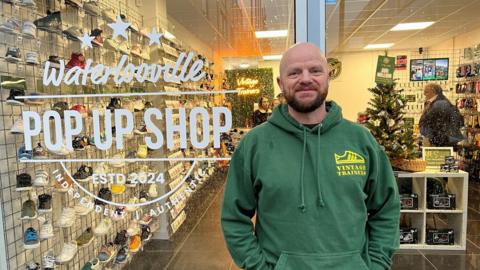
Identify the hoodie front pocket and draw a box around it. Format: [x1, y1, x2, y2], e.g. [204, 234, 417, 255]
[273, 250, 368, 270]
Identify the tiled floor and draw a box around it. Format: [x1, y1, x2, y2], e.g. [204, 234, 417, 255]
[129, 180, 480, 270]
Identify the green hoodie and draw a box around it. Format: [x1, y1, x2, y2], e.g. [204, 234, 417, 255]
[221, 101, 400, 270]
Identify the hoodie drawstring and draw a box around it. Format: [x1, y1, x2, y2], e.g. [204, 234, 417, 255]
[298, 128, 307, 212]
[316, 124, 325, 207]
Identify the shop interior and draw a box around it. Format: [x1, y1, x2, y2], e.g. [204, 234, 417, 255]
[0, 0, 479, 269]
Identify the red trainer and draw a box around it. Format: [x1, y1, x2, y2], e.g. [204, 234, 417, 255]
[66, 52, 86, 69]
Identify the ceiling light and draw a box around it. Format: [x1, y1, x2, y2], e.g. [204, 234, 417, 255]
[262, 55, 282, 60]
[164, 31, 175, 39]
[255, 30, 288, 38]
[364, 43, 394, 49]
[239, 64, 250, 68]
[390, 22, 434, 31]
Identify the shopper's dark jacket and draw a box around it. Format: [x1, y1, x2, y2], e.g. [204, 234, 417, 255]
[253, 109, 270, 127]
[221, 102, 400, 270]
[419, 95, 464, 146]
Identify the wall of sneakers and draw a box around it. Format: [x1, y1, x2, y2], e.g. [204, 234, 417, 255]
[396, 48, 480, 183]
[0, 0, 221, 269]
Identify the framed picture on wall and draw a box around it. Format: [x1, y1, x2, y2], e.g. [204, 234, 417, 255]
[422, 147, 454, 170]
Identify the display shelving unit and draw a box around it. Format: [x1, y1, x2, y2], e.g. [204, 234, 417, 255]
[397, 170, 468, 250]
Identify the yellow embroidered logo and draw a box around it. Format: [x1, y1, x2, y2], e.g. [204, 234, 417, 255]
[335, 151, 367, 176]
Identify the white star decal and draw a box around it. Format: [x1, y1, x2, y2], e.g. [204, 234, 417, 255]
[147, 27, 163, 46]
[108, 16, 131, 40]
[78, 33, 95, 49]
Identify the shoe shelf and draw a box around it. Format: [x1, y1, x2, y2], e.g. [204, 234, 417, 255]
[396, 170, 468, 250]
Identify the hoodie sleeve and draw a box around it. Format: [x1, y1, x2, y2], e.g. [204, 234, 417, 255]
[221, 139, 273, 270]
[366, 145, 400, 270]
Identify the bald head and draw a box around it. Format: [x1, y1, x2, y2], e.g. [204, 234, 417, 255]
[279, 42, 328, 76]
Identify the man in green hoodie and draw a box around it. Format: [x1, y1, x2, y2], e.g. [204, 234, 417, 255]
[221, 42, 400, 270]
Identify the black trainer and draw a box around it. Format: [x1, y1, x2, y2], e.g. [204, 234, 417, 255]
[139, 191, 148, 201]
[73, 165, 93, 182]
[144, 101, 153, 109]
[95, 188, 112, 205]
[34, 11, 62, 33]
[107, 98, 121, 112]
[38, 194, 52, 212]
[6, 88, 25, 105]
[114, 230, 128, 246]
[72, 136, 89, 151]
[140, 225, 151, 241]
[16, 173, 32, 191]
[52, 101, 69, 118]
[5, 47, 21, 62]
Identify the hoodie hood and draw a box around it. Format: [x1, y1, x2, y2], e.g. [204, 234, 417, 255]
[267, 101, 343, 212]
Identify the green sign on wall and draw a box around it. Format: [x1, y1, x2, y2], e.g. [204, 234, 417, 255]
[375, 55, 396, 84]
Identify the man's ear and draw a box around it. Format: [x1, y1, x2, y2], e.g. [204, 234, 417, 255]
[276, 76, 282, 90]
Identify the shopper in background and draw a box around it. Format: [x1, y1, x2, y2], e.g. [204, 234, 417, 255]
[222, 42, 400, 270]
[271, 98, 281, 109]
[252, 96, 271, 127]
[419, 83, 464, 147]
[276, 92, 285, 104]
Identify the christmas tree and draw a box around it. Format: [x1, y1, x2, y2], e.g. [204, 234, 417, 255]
[364, 82, 417, 160]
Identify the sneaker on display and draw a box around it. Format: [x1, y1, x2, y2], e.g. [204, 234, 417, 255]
[140, 224, 151, 241]
[19, 0, 36, 7]
[51, 101, 70, 119]
[20, 199, 37, 219]
[138, 214, 152, 225]
[72, 136, 88, 151]
[111, 207, 126, 221]
[66, 52, 86, 69]
[74, 202, 93, 216]
[97, 242, 115, 263]
[38, 194, 52, 212]
[73, 165, 93, 182]
[0, 17, 21, 33]
[33, 170, 49, 187]
[42, 250, 55, 269]
[111, 183, 125, 195]
[83, 1, 101, 17]
[24, 92, 44, 105]
[1, 76, 26, 89]
[70, 104, 89, 118]
[65, 0, 82, 8]
[90, 28, 103, 47]
[10, 118, 24, 134]
[56, 242, 77, 263]
[57, 208, 75, 227]
[114, 247, 128, 264]
[63, 26, 83, 41]
[89, 101, 106, 116]
[23, 227, 40, 249]
[81, 258, 100, 270]
[110, 153, 125, 168]
[43, 55, 61, 69]
[76, 227, 94, 247]
[144, 100, 153, 109]
[6, 88, 26, 105]
[16, 173, 32, 191]
[126, 221, 140, 236]
[126, 197, 138, 211]
[5, 47, 21, 62]
[125, 174, 137, 188]
[25, 261, 40, 270]
[39, 219, 54, 239]
[148, 184, 158, 197]
[25, 51, 39, 64]
[94, 188, 112, 205]
[33, 10, 62, 33]
[139, 190, 149, 203]
[93, 219, 112, 236]
[22, 21, 36, 38]
[33, 143, 47, 159]
[107, 97, 122, 111]
[128, 235, 141, 253]
[136, 144, 148, 158]
[113, 230, 128, 246]
[17, 145, 32, 160]
[134, 122, 151, 135]
[133, 99, 145, 112]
